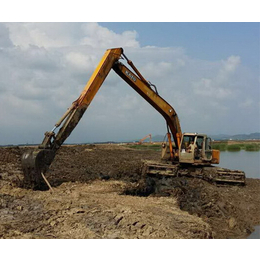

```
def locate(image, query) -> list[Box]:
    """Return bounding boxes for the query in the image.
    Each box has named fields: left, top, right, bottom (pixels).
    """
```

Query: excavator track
left=143, top=160, right=246, bottom=185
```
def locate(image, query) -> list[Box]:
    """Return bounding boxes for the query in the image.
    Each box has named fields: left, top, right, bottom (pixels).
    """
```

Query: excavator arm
left=21, top=47, right=182, bottom=189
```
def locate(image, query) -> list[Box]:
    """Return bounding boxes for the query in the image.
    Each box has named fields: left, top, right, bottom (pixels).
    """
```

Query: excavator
left=21, top=48, right=245, bottom=190
left=138, top=134, right=152, bottom=145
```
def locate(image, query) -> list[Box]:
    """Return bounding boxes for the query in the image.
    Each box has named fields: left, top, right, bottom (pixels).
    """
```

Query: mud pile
left=44, top=144, right=159, bottom=186
left=124, top=176, right=260, bottom=238
left=0, top=146, right=24, bottom=185
left=0, top=145, right=259, bottom=239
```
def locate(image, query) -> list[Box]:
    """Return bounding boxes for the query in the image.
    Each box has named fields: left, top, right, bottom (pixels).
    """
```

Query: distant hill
left=151, top=133, right=260, bottom=142
left=145, top=133, right=260, bottom=142
left=151, top=135, right=166, bottom=142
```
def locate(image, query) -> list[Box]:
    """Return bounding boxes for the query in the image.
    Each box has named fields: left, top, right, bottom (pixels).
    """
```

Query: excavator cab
left=179, top=133, right=220, bottom=165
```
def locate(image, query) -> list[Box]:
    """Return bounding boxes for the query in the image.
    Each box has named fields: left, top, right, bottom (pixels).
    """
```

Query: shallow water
left=247, top=226, right=260, bottom=239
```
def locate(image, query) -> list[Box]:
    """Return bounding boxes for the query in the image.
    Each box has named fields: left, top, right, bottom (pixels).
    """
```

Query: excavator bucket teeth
left=21, top=149, right=55, bottom=190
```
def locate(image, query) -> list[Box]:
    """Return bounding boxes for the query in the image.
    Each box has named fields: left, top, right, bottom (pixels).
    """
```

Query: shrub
left=212, top=143, right=227, bottom=151
left=227, top=144, right=241, bottom=151
left=245, top=144, right=260, bottom=151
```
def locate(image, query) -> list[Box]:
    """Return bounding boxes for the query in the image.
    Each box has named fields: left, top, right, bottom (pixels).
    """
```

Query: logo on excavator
left=125, top=70, right=137, bottom=82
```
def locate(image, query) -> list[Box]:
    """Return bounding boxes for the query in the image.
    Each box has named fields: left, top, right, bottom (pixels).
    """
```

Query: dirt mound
left=0, top=180, right=213, bottom=239
left=123, top=175, right=260, bottom=238
left=0, top=147, right=24, bottom=185
left=45, top=145, right=159, bottom=187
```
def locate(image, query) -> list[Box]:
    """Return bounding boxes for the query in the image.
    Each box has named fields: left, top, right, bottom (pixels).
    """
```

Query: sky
left=0, top=22, right=259, bottom=145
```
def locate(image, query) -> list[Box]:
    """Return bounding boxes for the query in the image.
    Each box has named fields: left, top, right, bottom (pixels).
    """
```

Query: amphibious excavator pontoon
left=21, top=48, right=245, bottom=189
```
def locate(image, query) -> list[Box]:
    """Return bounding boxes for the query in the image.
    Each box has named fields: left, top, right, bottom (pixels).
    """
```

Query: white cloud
left=6, top=23, right=80, bottom=48
left=192, top=55, right=241, bottom=100
left=193, top=78, right=232, bottom=99
left=239, top=97, right=253, bottom=108
left=65, top=51, right=95, bottom=72
left=6, top=22, right=140, bottom=50
left=81, top=23, right=139, bottom=48
left=222, top=55, right=241, bottom=73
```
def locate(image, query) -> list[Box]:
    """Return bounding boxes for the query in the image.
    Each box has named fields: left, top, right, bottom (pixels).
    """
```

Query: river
left=218, top=150, right=260, bottom=179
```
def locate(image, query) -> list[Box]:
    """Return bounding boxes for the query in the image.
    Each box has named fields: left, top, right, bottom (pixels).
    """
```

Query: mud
left=0, top=145, right=259, bottom=239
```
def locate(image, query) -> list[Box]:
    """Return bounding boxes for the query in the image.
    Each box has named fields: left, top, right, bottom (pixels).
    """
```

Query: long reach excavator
left=21, top=48, right=245, bottom=189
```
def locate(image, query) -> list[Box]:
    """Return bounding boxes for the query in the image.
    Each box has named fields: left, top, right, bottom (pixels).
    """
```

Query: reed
left=245, top=144, right=260, bottom=151
left=226, top=144, right=241, bottom=151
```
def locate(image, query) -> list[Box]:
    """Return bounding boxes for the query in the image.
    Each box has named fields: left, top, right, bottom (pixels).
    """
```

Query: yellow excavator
left=21, top=48, right=245, bottom=189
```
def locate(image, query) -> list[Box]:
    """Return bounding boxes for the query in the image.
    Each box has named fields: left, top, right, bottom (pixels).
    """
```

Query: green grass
left=212, top=143, right=227, bottom=151
left=226, top=144, right=241, bottom=151
left=245, top=144, right=260, bottom=151
left=127, top=144, right=162, bottom=151
left=127, top=141, right=260, bottom=152
left=212, top=141, right=260, bottom=152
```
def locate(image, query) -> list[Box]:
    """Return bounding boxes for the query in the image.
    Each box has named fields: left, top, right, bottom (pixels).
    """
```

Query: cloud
left=0, top=22, right=258, bottom=145
left=80, top=23, right=139, bottom=48
left=6, top=23, right=80, bottom=48
left=192, top=55, right=241, bottom=99
left=239, top=97, right=253, bottom=108
left=6, top=22, right=140, bottom=49
left=0, top=23, right=13, bottom=48
left=193, top=77, right=232, bottom=99
left=222, top=55, right=241, bottom=73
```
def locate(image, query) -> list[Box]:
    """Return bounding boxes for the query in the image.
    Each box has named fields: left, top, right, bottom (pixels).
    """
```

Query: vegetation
left=127, top=141, right=260, bottom=152
left=226, top=144, right=241, bottom=151
left=127, top=144, right=162, bottom=151
left=212, top=141, right=260, bottom=152
left=245, top=143, right=260, bottom=151
left=211, top=143, right=227, bottom=151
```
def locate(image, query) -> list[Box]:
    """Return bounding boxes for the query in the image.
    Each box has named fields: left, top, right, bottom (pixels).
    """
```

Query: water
left=218, top=150, right=260, bottom=179
left=247, top=226, right=260, bottom=239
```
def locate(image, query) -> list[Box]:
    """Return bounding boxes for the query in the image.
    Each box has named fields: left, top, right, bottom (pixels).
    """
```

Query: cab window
left=196, top=136, right=203, bottom=149
left=205, top=137, right=212, bottom=150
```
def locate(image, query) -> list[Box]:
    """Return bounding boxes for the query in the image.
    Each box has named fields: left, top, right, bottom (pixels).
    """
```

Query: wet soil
left=0, top=145, right=259, bottom=239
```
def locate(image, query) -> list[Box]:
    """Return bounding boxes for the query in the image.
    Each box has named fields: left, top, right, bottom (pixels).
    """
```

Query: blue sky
left=100, top=23, right=259, bottom=69
left=0, top=22, right=259, bottom=145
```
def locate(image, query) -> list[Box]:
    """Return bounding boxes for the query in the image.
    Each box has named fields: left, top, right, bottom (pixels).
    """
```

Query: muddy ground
left=0, top=144, right=259, bottom=239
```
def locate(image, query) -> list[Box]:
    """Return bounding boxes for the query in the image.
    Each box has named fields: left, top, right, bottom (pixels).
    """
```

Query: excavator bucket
left=21, top=149, right=55, bottom=190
